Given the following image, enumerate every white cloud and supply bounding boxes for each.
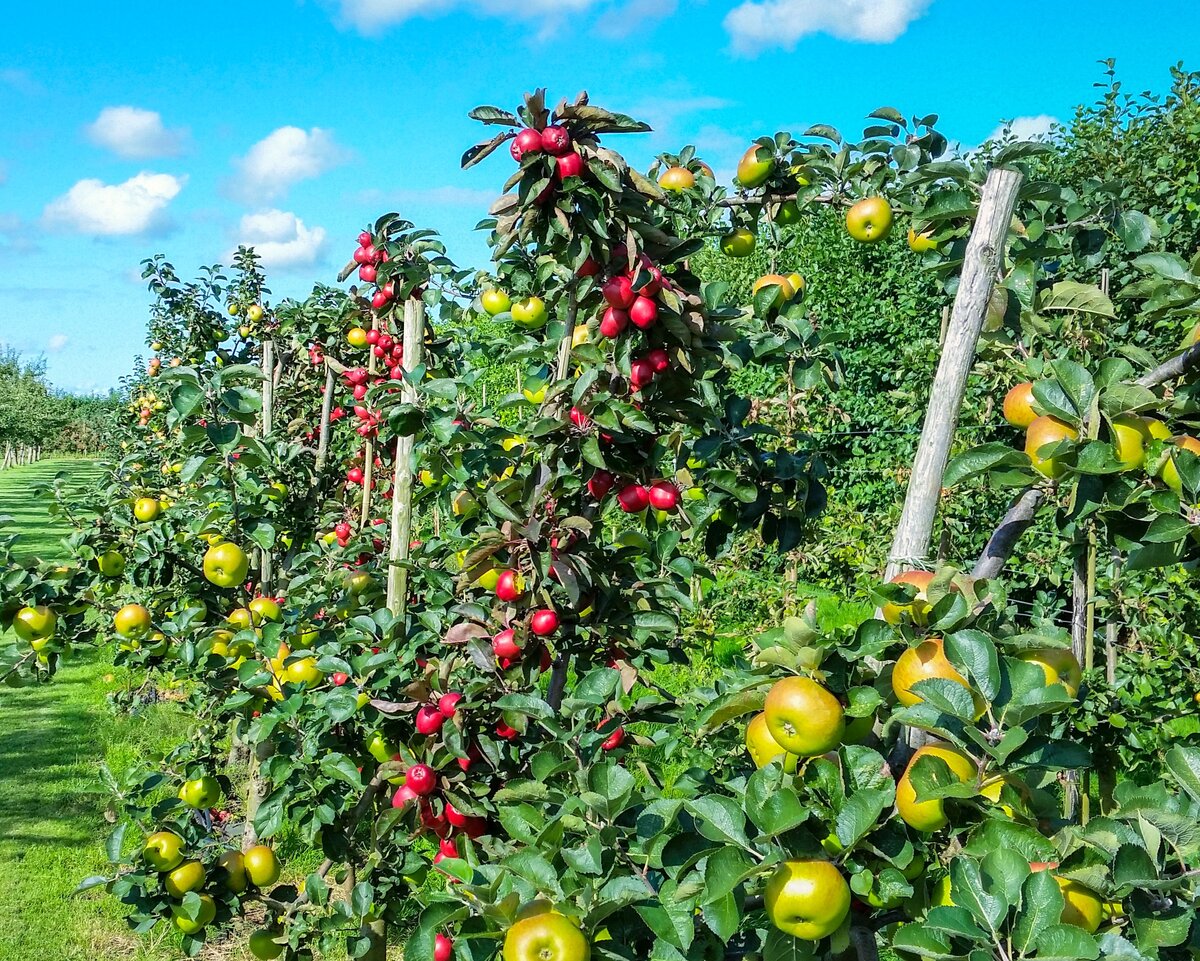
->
[332,0,599,34]
[594,0,678,37]
[987,114,1059,143]
[42,172,185,236]
[724,0,932,53]
[232,209,327,270]
[230,127,350,203]
[47,334,68,352]
[86,106,187,159]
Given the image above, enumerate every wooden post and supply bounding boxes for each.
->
[359,315,381,531]
[316,362,335,473]
[884,167,1024,580]
[386,299,426,618]
[260,339,276,591]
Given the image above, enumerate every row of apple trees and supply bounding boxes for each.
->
[1,88,1199,961]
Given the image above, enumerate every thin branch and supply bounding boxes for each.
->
[971,487,1047,580]
[1136,341,1200,389]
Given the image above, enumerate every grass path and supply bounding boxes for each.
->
[0,460,195,961]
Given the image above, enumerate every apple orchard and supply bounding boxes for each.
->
[7,88,1200,961]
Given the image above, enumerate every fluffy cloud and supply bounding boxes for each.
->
[230,127,350,203]
[232,209,327,269]
[986,115,1059,144]
[86,106,187,159]
[332,0,599,34]
[47,334,69,352]
[724,0,932,53]
[42,172,185,236]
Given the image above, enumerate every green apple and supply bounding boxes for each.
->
[13,605,56,642]
[143,831,185,872]
[179,775,222,809]
[172,894,216,934]
[511,297,548,329]
[96,550,126,577]
[165,860,207,898]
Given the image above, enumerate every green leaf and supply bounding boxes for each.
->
[1132,252,1192,281]
[922,905,985,940]
[745,765,809,837]
[892,924,958,960]
[1013,868,1065,955]
[702,892,740,942]
[944,444,1030,486]
[1040,281,1115,318]
[945,630,1000,703]
[1115,211,1155,253]
[320,752,364,788]
[703,846,754,903]
[687,796,750,848]
[950,858,1007,932]
[834,788,889,848]
[981,847,1029,905]
[1033,923,1100,961]
[1165,745,1200,804]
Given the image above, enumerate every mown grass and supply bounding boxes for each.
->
[0,461,199,961]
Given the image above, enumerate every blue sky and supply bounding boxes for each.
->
[0,0,1196,393]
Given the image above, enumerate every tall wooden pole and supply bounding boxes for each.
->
[884,167,1024,580]
[386,299,426,618]
[316,362,335,474]
[359,315,380,531]
[260,339,276,591]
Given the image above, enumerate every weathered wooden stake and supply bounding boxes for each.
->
[884,166,1024,580]
[359,314,380,531]
[316,362,336,473]
[386,299,426,618]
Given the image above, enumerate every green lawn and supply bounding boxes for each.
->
[0,460,195,961]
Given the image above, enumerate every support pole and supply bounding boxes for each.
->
[316,362,335,473]
[386,299,426,619]
[260,339,276,591]
[885,167,1024,580]
[359,315,380,531]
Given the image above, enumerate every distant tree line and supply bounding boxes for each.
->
[0,346,117,468]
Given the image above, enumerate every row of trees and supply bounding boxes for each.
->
[0,346,116,466]
[3,68,1200,961]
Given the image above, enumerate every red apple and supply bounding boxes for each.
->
[556,152,584,179]
[496,721,519,740]
[415,705,445,735]
[588,470,615,499]
[577,256,600,277]
[359,264,378,283]
[332,672,349,686]
[405,764,437,796]
[530,609,559,636]
[392,784,418,808]
[495,569,526,603]
[435,934,453,961]
[629,358,655,390]
[371,289,390,310]
[510,128,543,161]
[347,467,365,485]
[648,481,679,511]
[357,230,373,246]
[645,348,670,373]
[601,724,626,751]
[629,296,658,330]
[617,484,650,513]
[569,407,591,429]
[492,629,521,659]
[602,276,636,309]
[541,125,571,155]
[438,692,461,717]
[599,307,629,338]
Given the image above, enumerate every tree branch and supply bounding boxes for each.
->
[971,487,1046,580]
[1136,341,1200,389]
